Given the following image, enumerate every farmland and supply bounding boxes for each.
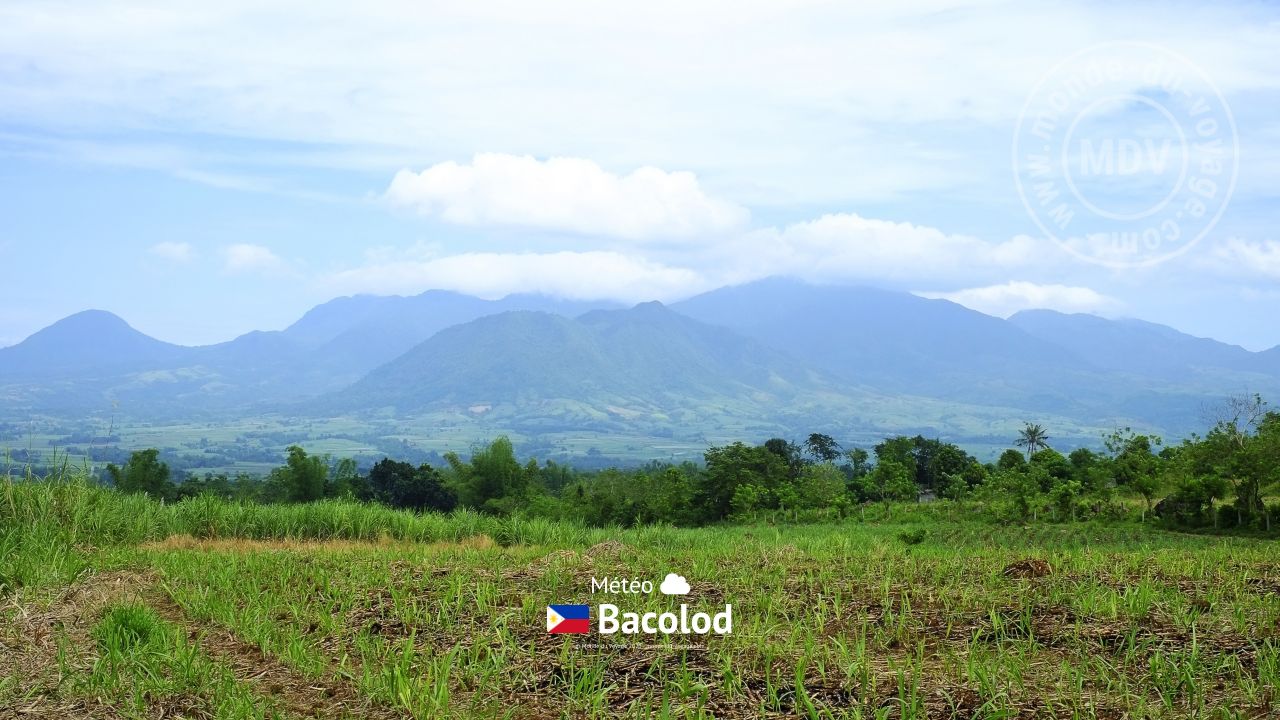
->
[3,478,1280,719]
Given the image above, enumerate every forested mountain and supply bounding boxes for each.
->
[672,278,1088,393]
[1008,309,1277,378]
[3,279,1278,440]
[328,302,825,416]
[673,279,1280,432]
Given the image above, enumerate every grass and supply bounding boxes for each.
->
[4,475,1280,718]
[82,602,282,719]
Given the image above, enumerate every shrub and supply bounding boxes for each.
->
[897,527,928,546]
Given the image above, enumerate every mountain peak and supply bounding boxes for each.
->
[628,300,672,316]
[48,308,132,331]
[0,308,182,379]
[578,301,683,328]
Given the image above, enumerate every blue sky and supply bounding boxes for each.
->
[1,1,1277,349]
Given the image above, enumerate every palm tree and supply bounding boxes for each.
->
[1016,423,1050,460]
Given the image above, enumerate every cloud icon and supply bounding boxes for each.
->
[659,573,691,595]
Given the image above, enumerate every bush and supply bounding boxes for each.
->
[1217,504,1239,529]
[897,527,928,546]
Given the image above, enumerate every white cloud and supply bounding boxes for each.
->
[149,241,194,263]
[725,214,1052,285]
[223,243,284,274]
[1206,237,1280,279]
[4,2,1276,204]
[319,211,1078,304]
[659,573,690,595]
[322,250,707,303]
[916,281,1119,317]
[386,154,747,240]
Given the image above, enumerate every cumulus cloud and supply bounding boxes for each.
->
[322,250,707,303]
[149,241,194,263]
[726,214,1051,285]
[385,154,747,240]
[319,211,1076,305]
[659,573,690,595]
[916,281,1119,318]
[223,243,284,274]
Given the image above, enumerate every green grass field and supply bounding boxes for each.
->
[3,479,1279,719]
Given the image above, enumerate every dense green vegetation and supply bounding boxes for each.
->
[82,396,1280,536]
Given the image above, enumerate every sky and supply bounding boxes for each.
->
[1,0,1278,350]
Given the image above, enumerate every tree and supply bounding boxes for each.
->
[1157,471,1228,528]
[730,483,765,521]
[368,458,415,505]
[940,472,969,501]
[1051,480,1083,522]
[804,433,842,463]
[797,462,847,512]
[1068,447,1111,493]
[330,457,365,499]
[986,468,1039,521]
[920,439,976,492]
[1016,423,1050,460]
[1029,448,1072,492]
[448,436,527,513]
[763,438,805,479]
[367,458,460,513]
[645,467,695,525]
[869,460,915,516]
[173,472,233,501]
[1208,395,1275,530]
[997,449,1027,472]
[278,445,329,502]
[870,436,978,493]
[699,442,789,521]
[844,448,871,478]
[1107,431,1163,520]
[874,436,913,464]
[402,465,458,512]
[870,435,921,502]
[106,448,173,499]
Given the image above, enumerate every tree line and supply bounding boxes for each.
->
[101,395,1280,531]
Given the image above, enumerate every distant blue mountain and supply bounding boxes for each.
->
[1008,309,1273,378]
[673,278,1280,432]
[0,291,613,413]
[297,290,614,380]
[3,278,1278,438]
[673,278,1089,399]
[0,310,185,379]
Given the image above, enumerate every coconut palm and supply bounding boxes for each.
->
[1016,423,1050,460]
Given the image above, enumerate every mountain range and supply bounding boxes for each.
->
[2,278,1277,443]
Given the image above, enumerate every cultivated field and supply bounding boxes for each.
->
[3,481,1279,719]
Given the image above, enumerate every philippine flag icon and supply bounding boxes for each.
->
[547,604,590,634]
